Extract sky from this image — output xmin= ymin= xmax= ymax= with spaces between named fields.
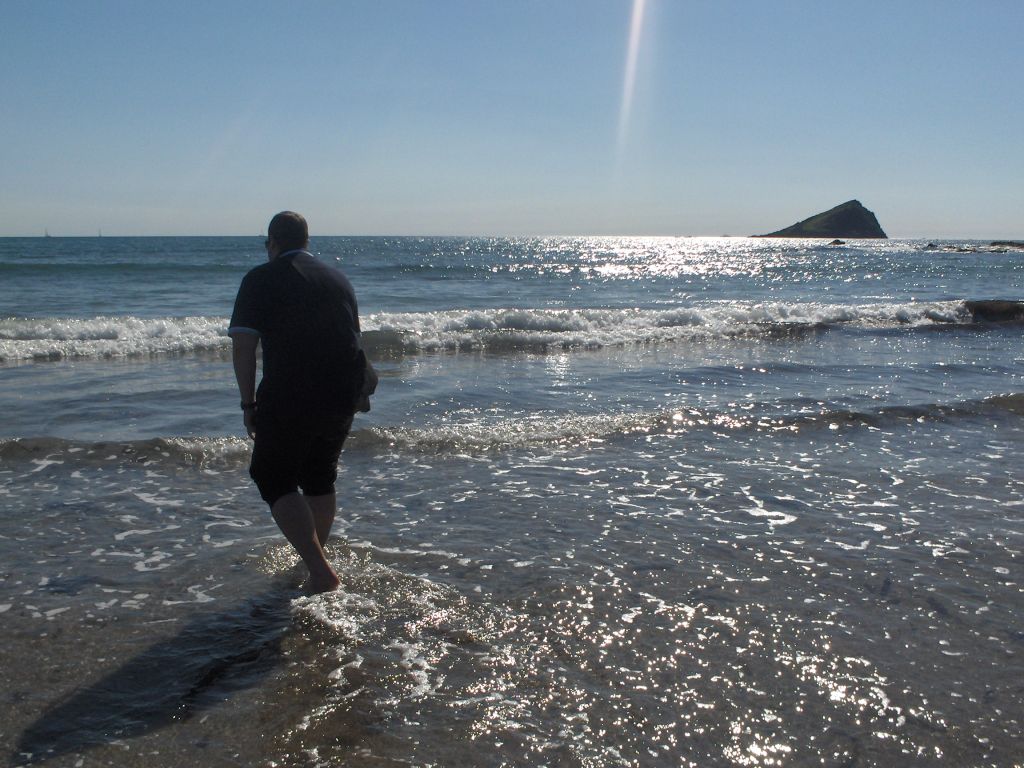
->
xmin=1 ymin=0 xmax=1022 ymax=238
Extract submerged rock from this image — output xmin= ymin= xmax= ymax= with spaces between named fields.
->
xmin=757 ymin=200 xmax=887 ymax=239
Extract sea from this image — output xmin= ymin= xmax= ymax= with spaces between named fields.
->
xmin=1 ymin=235 xmax=1022 ymax=767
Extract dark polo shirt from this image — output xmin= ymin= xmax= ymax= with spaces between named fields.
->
xmin=229 ymin=249 xmax=361 ymax=424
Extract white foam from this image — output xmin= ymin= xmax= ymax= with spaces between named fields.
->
xmin=203 ymin=515 xmax=253 ymax=529
xmin=373 ymin=409 xmax=670 ymax=452
xmin=29 ymin=456 xmax=64 ymax=473
xmin=362 ymin=300 xmax=969 ymax=353
xmin=747 ymin=508 xmax=798 ymax=527
xmin=133 ymin=492 xmax=184 ymax=508
xmin=134 ymin=551 xmax=174 ymax=571
xmin=0 ymin=315 xmax=229 ymax=361
xmin=386 ymin=639 xmax=436 ymax=699
xmin=113 ymin=524 xmax=182 ymax=541
xmin=291 ymin=591 xmax=380 ymax=639
xmin=162 ymin=583 xmax=218 ymax=604
xmin=832 ymin=539 xmax=871 ymax=551
xmin=0 ymin=300 xmax=971 ymax=361
xmin=201 ymin=534 xmax=241 ymax=548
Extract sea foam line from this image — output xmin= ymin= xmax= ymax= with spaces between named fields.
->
xmin=0 ymin=299 xmax=1015 ymax=362
xmin=358 ymin=392 xmax=1024 ymax=453
xmin=0 ymin=316 xmax=229 ymax=361
xmin=1 ymin=392 xmax=1021 ymax=466
xmin=360 ymin=300 xmax=977 ymax=355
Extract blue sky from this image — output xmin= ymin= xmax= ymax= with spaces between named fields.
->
xmin=2 ymin=0 xmax=1021 ymax=237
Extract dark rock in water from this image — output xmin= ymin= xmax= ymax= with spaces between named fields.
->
xmin=829 ymin=239 xmax=845 ymax=245
xmin=965 ymin=300 xmax=1024 ymax=323
xmin=990 ymin=241 xmax=1024 ymax=250
xmin=756 ymin=200 xmax=887 ymax=239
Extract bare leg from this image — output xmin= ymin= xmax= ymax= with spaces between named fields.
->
xmin=270 ymin=492 xmax=339 ymax=593
xmin=305 ymin=491 xmax=337 ymax=547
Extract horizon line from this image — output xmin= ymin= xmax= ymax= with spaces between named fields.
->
xmin=0 ymin=232 xmax=1019 ymax=241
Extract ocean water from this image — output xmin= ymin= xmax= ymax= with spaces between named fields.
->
xmin=1 ymin=235 xmax=1022 ymax=767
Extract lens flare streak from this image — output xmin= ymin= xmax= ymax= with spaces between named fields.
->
xmin=618 ymin=0 xmax=648 ymax=152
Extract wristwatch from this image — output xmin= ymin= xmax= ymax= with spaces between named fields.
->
xmin=240 ymin=401 xmax=257 ymax=411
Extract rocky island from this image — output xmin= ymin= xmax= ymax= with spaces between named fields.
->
xmin=756 ymin=200 xmax=887 ymax=239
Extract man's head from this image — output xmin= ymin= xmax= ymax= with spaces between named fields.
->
xmin=266 ymin=211 xmax=309 ymax=258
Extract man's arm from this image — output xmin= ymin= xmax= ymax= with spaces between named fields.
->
xmin=231 ymin=331 xmax=259 ymax=438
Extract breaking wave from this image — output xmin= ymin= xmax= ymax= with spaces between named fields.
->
xmin=3 ymin=393 xmax=1021 ymax=466
xmin=0 ymin=316 xmax=229 ymax=361
xmin=360 ymin=299 xmax=1023 ymax=355
xmin=363 ymin=393 xmax=1024 ymax=453
xmin=2 ymin=300 xmax=1020 ymax=362
xmin=0 ymin=436 xmax=253 ymax=468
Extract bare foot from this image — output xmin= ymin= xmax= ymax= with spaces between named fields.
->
xmin=304 ymin=571 xmax=341 ymax=594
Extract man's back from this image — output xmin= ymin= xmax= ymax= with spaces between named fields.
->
xmin=230 ymin=250 xmax=361 ymax=421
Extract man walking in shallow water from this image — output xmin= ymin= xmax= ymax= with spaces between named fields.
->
xmin=229 ymin=211 xmax=364 ymax=593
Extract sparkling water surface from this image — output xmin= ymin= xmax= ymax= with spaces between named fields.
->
xmin=1 ymin=236 xmax=1022 ymax=766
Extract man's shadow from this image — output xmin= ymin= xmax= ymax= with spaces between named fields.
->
xmin=14 ymin=588 xmax=295 ymax=765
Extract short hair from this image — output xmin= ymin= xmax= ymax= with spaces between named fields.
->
xmin=268 ymin=211 xmax=309 ymax=250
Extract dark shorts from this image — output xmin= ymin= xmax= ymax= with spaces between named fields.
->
xmin=249 ymin=410 xmax=354 ymax=507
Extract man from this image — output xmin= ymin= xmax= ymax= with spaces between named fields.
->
xmin=229 ymin=211 xmax=363 ymax=593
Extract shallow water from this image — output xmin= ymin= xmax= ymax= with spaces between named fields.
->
xmin=1 ymin=237 xmax=1023 ymax=766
